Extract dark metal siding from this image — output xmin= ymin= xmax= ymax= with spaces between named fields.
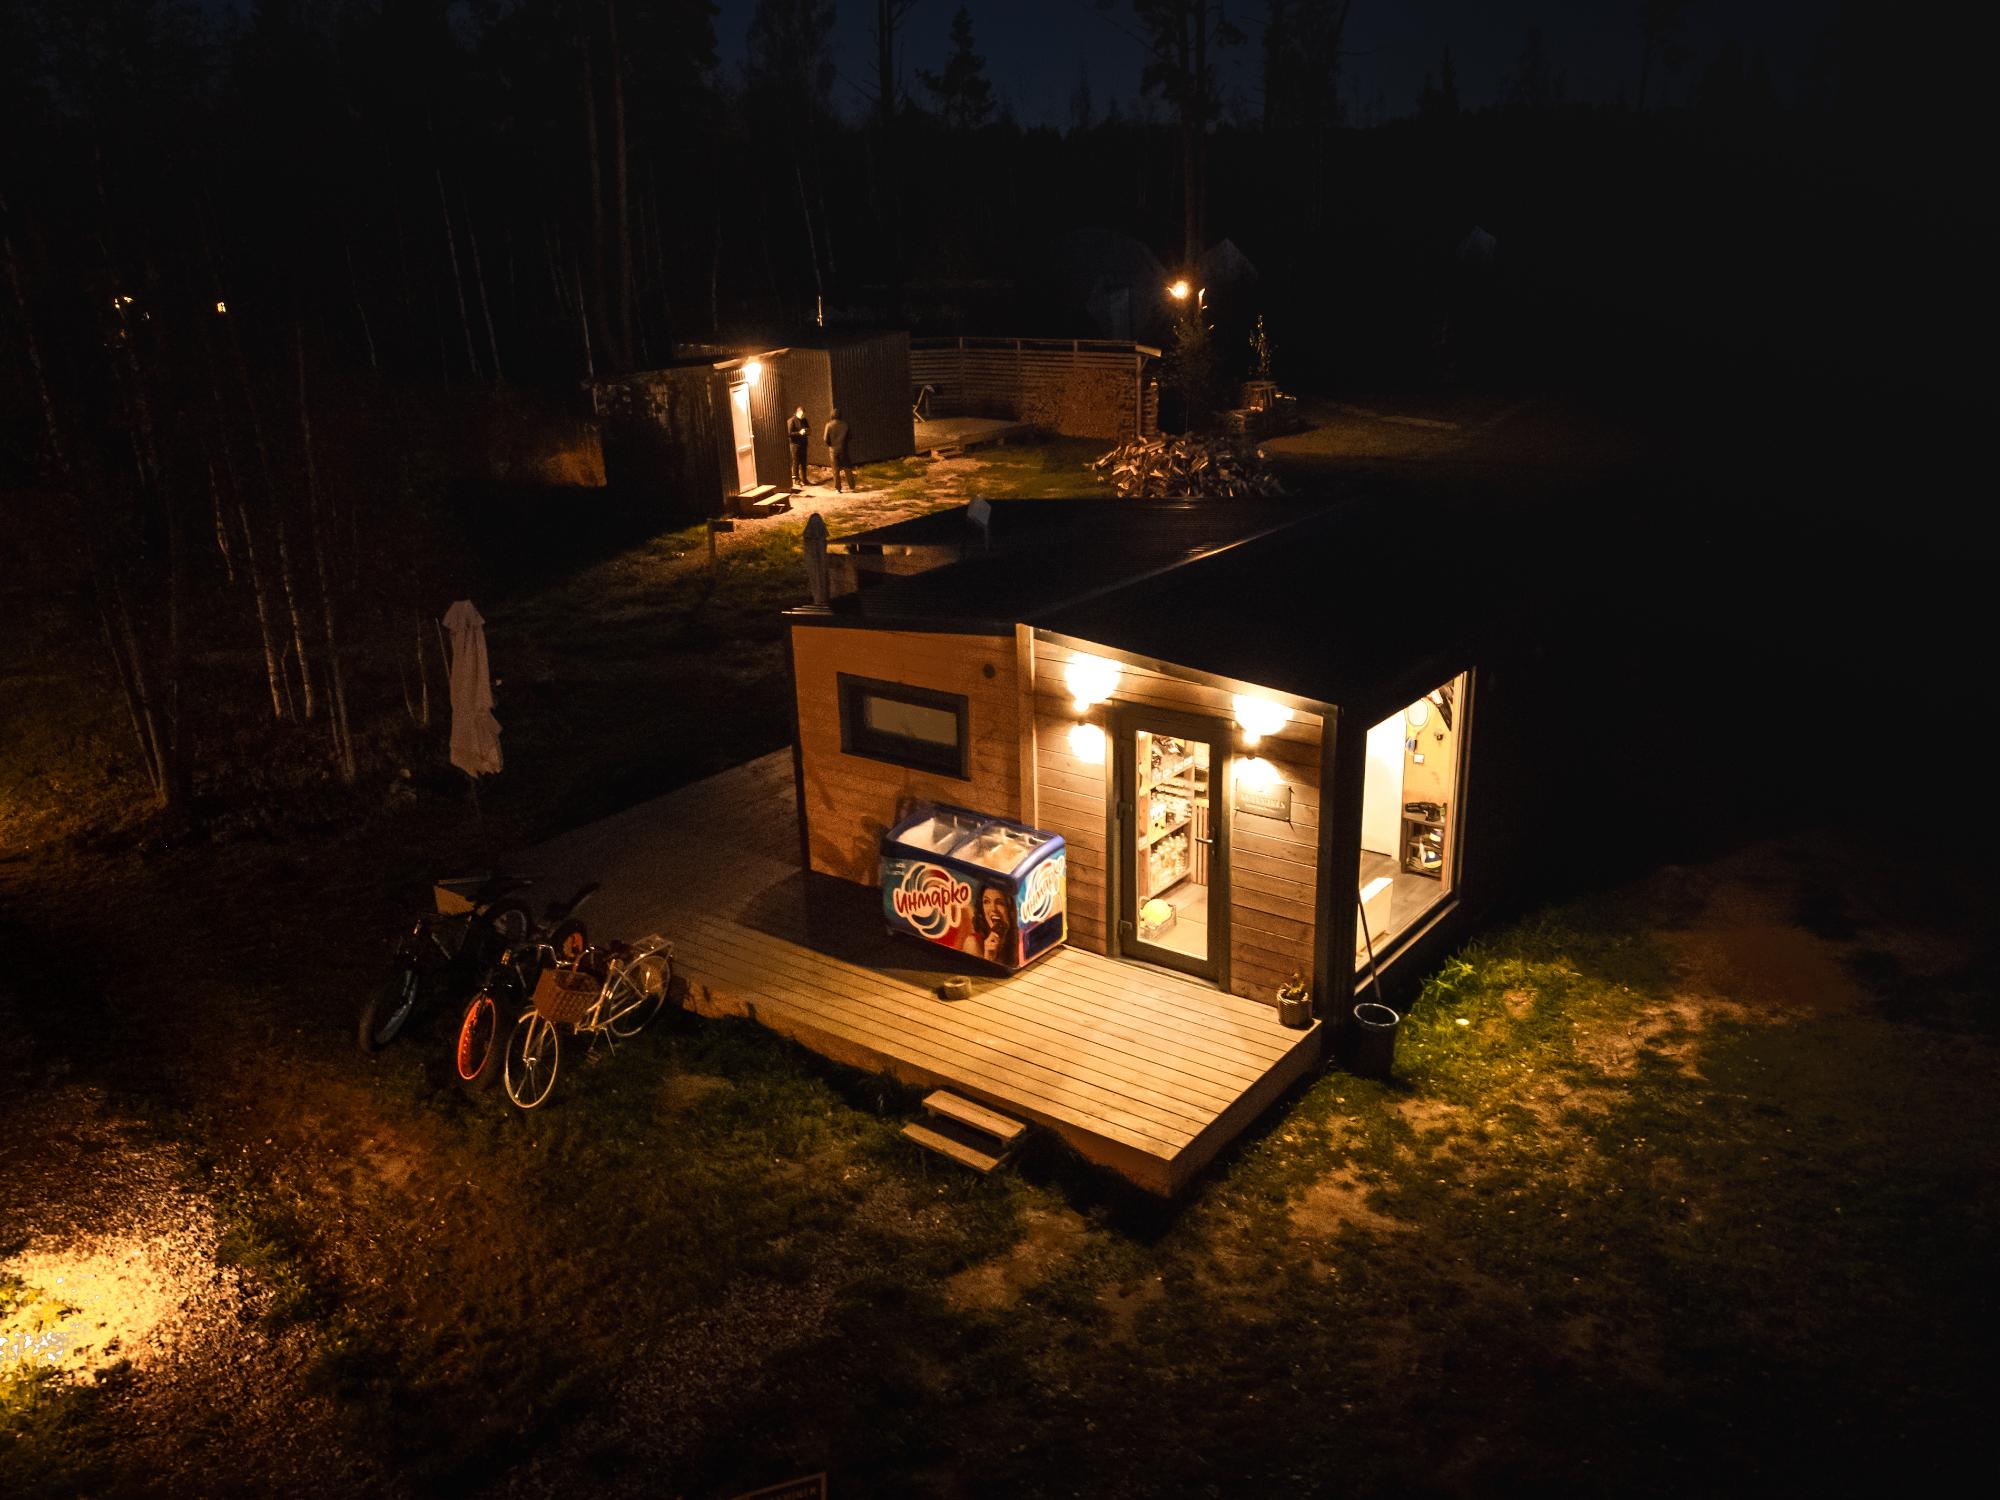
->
xmin=776 ymin=348 xmax=836 ymax=467
xmin=827 ymin=331 xmax=915 ymax=465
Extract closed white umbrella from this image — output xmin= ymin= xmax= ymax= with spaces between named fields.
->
xmin=442 ymin=599 xmax=503 ymax=778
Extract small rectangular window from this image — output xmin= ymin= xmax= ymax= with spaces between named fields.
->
xmin=838 ymin=673 xmax=970 ymax=778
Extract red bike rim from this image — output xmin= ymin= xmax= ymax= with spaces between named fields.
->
xmin=457 ymin=996 xmax=495 ymax=1080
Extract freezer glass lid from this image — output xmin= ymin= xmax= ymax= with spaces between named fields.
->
xmin=957 ymin=825 xmax=1049 ymax=874
xmin=898 ymin=811 xmax=983 ymax=855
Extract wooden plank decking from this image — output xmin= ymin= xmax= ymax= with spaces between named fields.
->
xmin=518 ymin=752 xmax=1322 ymax=1196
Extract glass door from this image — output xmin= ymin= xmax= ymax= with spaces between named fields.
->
xmin=1116 ymin=711 xmax=1226 ymax=982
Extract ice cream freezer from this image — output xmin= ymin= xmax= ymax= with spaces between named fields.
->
xmin=881 ymin=804 xmax=1067 ymax=970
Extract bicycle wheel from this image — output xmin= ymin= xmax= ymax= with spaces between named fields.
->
xmin=504 ymin=1013 xmax=560 ymax=1109
xmin=454 ymin=987 xmax=509 ymax=1092
xmin=359 ymin=955 xmax=423 ymax=1053
xmin=605 ymin=954 xmax=668 ymax=1038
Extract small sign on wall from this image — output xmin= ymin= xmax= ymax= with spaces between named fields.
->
xmin=1237 ymin=780 xmax=1293 ymax=821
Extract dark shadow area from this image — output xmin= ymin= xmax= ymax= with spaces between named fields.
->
xmin=441 ymin=479 xmax=677 ymax=602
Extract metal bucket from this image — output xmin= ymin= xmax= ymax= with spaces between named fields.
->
xmin=1347 ymin=1001 xmax=1403 ymax=1079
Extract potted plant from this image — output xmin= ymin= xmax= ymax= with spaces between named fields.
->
xmin=1277 ymin=972 xmax=1311 ymax=1028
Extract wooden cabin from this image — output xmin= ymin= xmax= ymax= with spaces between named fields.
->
xmin=756 ymin=506 xmax=1536 ymax=1200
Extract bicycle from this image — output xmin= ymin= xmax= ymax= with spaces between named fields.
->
xmin=359 ymin=873 xmax=536 ymax=1054
xmin=452 ymin=883 xmax=599 ymax=1093
xmin=502 ymin=934 xmax=681 ymax=1110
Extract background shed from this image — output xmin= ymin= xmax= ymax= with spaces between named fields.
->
xmin=778 ymin=331 xmax=914 ymax=467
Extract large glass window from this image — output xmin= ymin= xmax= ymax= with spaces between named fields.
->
xmin=838 ymin=673 xmax=969 ymax=778
xmin=1356 ymin=673 xmax=1465 ymax=968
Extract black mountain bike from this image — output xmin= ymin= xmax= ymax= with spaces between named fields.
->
xmin=452 ymin=882 xmax=599 ymax=1092
xmin=358 ymin=874 xmax=537 ymax=1053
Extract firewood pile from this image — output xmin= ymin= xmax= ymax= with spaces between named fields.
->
xmin=1091 ymin=434 xmax=1286 ymax=499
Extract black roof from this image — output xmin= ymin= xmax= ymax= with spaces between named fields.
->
xmin=801 ymin=495 xmax=1525 ymax=714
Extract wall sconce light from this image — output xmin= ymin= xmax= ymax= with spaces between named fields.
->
xmin=1235 ymin=756 xmax=1280 ymax=793
xmin=1064 ymin=652 xmax=1120 ymax=714
xmin=1405 ymin=698 xmax=1430 ymax=732
xmin=1068 ymin=721 xmax=1106 ymax=764
xmin=742 ymin=358 xmax=763 ymax=388
xmin=1232 ymin=694 xmax=1289 ymax=746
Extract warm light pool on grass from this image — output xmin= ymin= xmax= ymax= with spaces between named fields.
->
xmin=1 ymin=1235 xmax=187 ymax=1383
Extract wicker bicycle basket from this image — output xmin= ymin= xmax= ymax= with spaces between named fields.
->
xmin=531 ymin=966 xmax=600 ymax=1027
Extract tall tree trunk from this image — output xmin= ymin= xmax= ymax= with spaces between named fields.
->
xmin=795 ymin=162 xmax=825 ymax=322
xmin=709 ymin=201 xmax=722 ymax=339
xmin=342 ymin=223 xmax=378 ymax=371
xmin=296 ymin=333 xmax=356 ymax=785
xmin=234 ymin=484 xmax=287 ymax=719
xmin=3 ymin=208 xmax=71 ymax=489
xmin=580 ymin=23 xmax=609 ymax=369
xmin=573 ymin=259 xmax=595 ymax=380
xmin=109 ymin=570 xmax=175 ymax=809
xmin=206 ymin=456 xmax=235 ymax=582
xmin=415 ymin=613 xmax=431 ymax=729
xmin=875 ymin=0 xmax=905 ymax=319
xmin=204 ymin=209 xmax=314 ymax=718
xmin=460 ymin=182 xmax=502 ymax=379
xmin=202 ymin=334 xmax=286 ymax=718
xmin=435 ymin=161 xmax=482 ymax=381
xmin=1184 ymin=7 xmax=1207 ymax=268
xmin=96 ymin=570 xmax=163 ymax=798
xmin=607 ymin=0 xmax=634 ymax=370
xmin=275 ymin=517 xmax=315 ymax=721
xmin=163 ymin=440 xmax=187 ymax=811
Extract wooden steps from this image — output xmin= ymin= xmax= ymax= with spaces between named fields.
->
xmin=901 ymin=1089 xmax=1026 ymax=1175
xmin=737 ymin=485 xmax=790 ymax=517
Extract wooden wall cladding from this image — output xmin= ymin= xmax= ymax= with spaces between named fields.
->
xmin=909 ymin=339 xmax=1157 ymax=439
xmin=1029 ymin=637 xmax=1323 ymax=1003
xmin=793 ymin=625 xmax=1023 ymax=885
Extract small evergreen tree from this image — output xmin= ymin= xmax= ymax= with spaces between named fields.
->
xmin=919 ymin=5 xmax=995 ymax=130
xmin=1418 ymin=46 xmax=1459 ymax=120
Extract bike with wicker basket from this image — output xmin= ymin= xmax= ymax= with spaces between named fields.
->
xmin=502 ymin=934 xmax=683 ymax=1110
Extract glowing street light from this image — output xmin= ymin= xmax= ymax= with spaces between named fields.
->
xmin=1168 ymin=279 xmax=1191 ymax=301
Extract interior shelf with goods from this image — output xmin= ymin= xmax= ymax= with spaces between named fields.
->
xmin=1400 ymin=800 xmax=1448 ymax=878
xmin=1139 ymin=733 xmax=1206 ymax=901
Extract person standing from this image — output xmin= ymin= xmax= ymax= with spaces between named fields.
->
xmin=786 ymin=405 xmax=810 ymax=490
xmin=822 ymin=407 xmax=856 ymax=493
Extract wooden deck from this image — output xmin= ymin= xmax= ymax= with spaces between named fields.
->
xmin=909 ymin=415 xmax=1035 ymax=456
xmin=517 ymin=752 xmax=1322 ymax=1196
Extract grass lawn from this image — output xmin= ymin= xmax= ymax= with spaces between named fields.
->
xmin=3 ymin=434 xmax=1993 ymax=1496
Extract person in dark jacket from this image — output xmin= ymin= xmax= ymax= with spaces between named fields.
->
xmin=822 ymin=408 xmax=856 ymax=493
xmin=786 ymin=406 xmax=810 ymax=490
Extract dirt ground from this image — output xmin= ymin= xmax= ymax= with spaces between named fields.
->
xmin=5 ymin=792 xmax=1993 ymax=1498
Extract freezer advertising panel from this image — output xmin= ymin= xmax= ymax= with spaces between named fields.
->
xmin=882 ymin=805 xmax=1067 ymax=971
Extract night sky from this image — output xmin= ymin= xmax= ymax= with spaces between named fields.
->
xmin=712 ymin=0 xmax=1833 ymax=128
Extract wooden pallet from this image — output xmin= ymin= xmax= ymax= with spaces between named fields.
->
xmin=901 ymin=1089 xmax=1027 ymax=1175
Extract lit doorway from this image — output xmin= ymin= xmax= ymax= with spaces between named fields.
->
xmin=1116 ymin=710 xmax=1226 ymax=983
xmin=1356 ymin=673 xmax=1466 ymax=967
xmin=729 ymin=381 xmax=757 ymax=494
